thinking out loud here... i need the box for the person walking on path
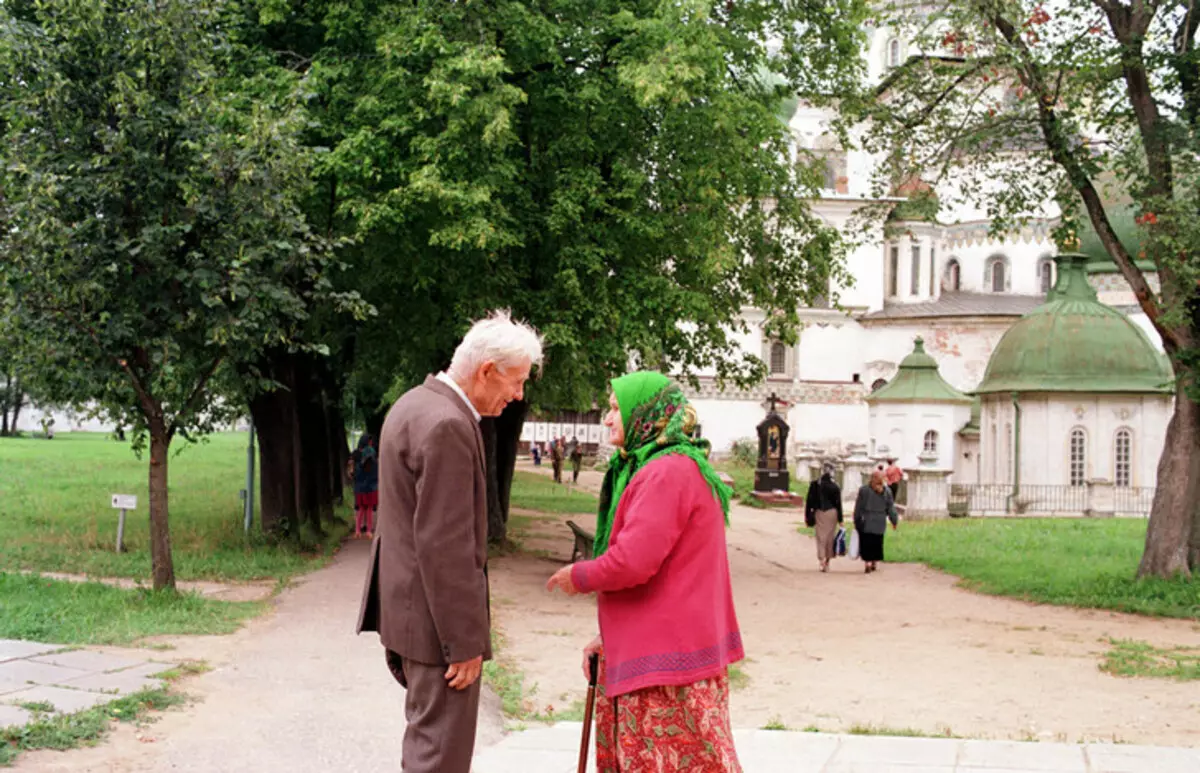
[353,434,379,539]
[884,458,904,500]
[804,463,843,572]
[853,469,899,574]
[356,310,543,773]
[550,436,565,483]
[546,371,744,772]
[569,435,584,483]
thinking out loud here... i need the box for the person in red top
[547,371,743,772]
[884,457,904,500]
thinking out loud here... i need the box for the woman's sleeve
[804,483,817,524]
[834,483,844,522]
[571,460,690,594]
[886,488,899,525]
[852,487,865,526]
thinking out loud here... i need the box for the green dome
[975,254,1172,395]
[868,337,972,404]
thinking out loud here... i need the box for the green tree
[0,0,360,589]
[247,0,867,542]
[853,0,1200,576]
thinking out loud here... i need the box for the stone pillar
[793,445,818,484]
[905,452,952,520]
[1086,478,1116,518]
[841,444,873,507]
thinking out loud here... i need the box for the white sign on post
[111,494,137,510]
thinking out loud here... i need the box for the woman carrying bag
[804,463,843,572]
[852,469,899,574]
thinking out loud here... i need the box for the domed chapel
[971,254,1173,494]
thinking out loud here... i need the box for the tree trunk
[292,358,327,534]
[327,401,348,505]
[148,421,176,591]
[484,400,528,545]
[1137,380,1198,578]
[250,387,299,537]
[9,377,22,433]
[1,366,11,436]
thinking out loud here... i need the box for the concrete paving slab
[732,729,840,768]
[0,704,33,729]
[1085,743,1200,773]
[0,676,31,696]
[471,748,578,773]
[826,735,961,767]
[63,671,164,696]
[0,659,89,687]
[30,649,147,673]
[957,739,1087,771]
[824,765,956,773]
[0,639,61,663]
[487,722,579,750]
[2,684,116,714]
[105,661,177,680]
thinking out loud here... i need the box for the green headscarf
[592,371,732,557]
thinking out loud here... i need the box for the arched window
[1069,427,1087,486]
[923,430,938,454]
[1038,258,1055,294]
[987,256,1008,292]
[871,378,888,392]
[887,38,902,68]
[769,342,787,375]
[888,245,900,296]
[910,245,922,295]
[943,258,961,291]
[1114,428,1132,487]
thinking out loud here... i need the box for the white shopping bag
[848,529,860,560]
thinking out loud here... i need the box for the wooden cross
[767,392,781,413]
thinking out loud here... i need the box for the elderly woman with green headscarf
[546,371,744,772]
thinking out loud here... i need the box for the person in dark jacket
[353,434,380,539]
[804,463,843,572]
[569,435,583,483]
[853,469,899,574]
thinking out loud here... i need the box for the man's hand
[546,565,581,596]
[445,656,483,691]
[581,635,602,681]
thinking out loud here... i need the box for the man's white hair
[447,310,544,380]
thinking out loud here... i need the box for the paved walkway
[0,640,176,727]
[473,722,1200,772]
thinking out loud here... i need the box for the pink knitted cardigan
[571,454,744,697]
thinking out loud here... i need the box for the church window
[929,246,936,296]
[871,378,888,392]
[887,38,902,68]
[1069,427,1087,486]
[923,430,938,454]
[1038,258,1054,294]
[943,258,961,291]
[910,245,921,295]
[1115,428,1132,487]
[769,342,787,376]
[889,245,900,296]
[987,256,1008,292]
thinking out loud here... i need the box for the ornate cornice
[684,379,868,406]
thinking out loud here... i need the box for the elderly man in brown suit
[357,310,543,772]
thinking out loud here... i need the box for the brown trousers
[394,655,481,773]
[814,508,839,562]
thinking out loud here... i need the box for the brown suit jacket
[357,375,492,665]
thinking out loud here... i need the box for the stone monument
[754,393,790,492]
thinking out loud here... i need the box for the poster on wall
[520,422,534,442]
[548,423,562,440]
[573,423,588,441]
[534,423,548,441]
[587,424,603,444]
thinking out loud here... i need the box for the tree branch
[987,5,1174,347]
[168,355,224,441]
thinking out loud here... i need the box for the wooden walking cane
[577,652,600,773]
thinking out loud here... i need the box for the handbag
[848,529,860,560]
[833,527,847,557]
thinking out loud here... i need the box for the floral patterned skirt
[594,653,742,772]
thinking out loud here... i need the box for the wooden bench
[566,520,595,563]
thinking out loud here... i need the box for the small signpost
[110,494,137,553]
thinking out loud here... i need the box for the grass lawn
[0,573,264,646]
[878,517,1198,620]
[509,471,597,514]
[0,432,347,582]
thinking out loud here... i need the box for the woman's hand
[582,635,602,681]
[546,565,581,595]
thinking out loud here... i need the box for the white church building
[685,22,1171,506]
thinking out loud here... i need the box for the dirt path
[14,540,503,772]
[495,463,1200,746]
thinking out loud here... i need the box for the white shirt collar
[435,372,481,422]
